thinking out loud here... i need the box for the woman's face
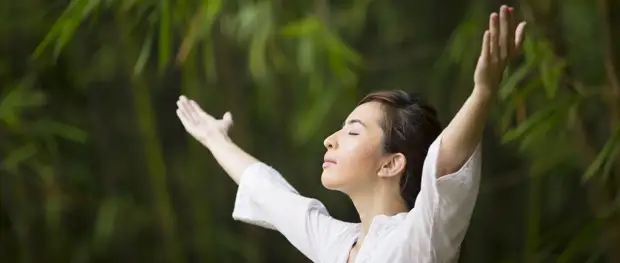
[321,101,387,192]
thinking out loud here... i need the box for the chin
[320,169,347,191]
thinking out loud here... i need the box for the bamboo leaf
[539,58,566,98]
[500,62,533,100]
[280,17,320,37]
[297,36,316,74]
[322,30,362,66]
[33,0,84,57]
[0,76,44,127]
[38,0,102,60]
[35,119,88,143]
[503,95,577,144]
[1,143,39,172]
[177,0,221,63]
[234,3,263,41]
[583,127,620,181]
[498,78,540,132]
[158,0,171,70]
[293,87,339,145]
[247,4,272,80]
[93,197,120,248]
[202,40,217,82]
[502,105,555,143]
[555,219,602,263]
[134,28,154,75]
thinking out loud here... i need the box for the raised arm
[437,5,526,177]
[401,7,527,262]
[175,96,353,262]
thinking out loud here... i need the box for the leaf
[498,78,540,132]
[93,197,120,248]
[293,87,339,145]
[600,133,620,178]
[539,58,566,98]
[202,40,217,82]
[322,30,362,66]
[0,76,44,127]
[518,97,576,152]
[35,119,88,143]
[502,105,555,143]
[231,2,265,41]
[1,143,38,172]
[447,19,480,63]
[280,17,320,37]
[555,219,603,263]
[499,62,533,100]
[583,126,620,181]
[158,0,171,70]
[248,20,271,80]
[177,0,221,63]
[34,0,102,59]
[134,28,154,75]
[247,3,272,80]
[297,36,316,74]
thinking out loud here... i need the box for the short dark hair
[358,90,442,209]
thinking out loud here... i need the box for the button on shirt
[232,136,482,263]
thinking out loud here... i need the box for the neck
[348,184,408,246]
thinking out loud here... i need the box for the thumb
[514,22,527,50]
[222,111,233,127]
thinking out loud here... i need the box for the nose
[323,132,337,149]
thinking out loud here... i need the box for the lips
[323,156,337,168]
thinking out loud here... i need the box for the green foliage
[1,0,619,262]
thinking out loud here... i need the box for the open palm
[176,95,233,146]
[474,5,527,92]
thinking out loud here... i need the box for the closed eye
[348,132,359,136]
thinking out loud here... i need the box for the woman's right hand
[176,95,233,147]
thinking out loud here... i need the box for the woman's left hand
[474,5,527,95]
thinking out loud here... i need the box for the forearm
[436,86,493,177]
[204,135,260,185]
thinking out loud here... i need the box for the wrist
[203,133,232,149]
[472,84,496,100]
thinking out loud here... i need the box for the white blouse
[232,136,482,263]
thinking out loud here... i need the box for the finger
[515,22,527,50]
[189,100,216,122]
[490,12,500,58]
[508,7,516,56]
[499,6,509,59]
[481,30,491,60]
[223,111,233,123]
[222,111,233,128]
[187,100,204,123]
[179,99,197,124]
[176,109,192,129]
[176,100,193,123]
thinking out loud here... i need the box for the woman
[176,5,525,263]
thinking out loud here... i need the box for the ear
[377,153,407,178]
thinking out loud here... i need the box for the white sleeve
[402,134,482,262]
[232,162,346,262]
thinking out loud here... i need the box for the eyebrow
[342,119,367,128]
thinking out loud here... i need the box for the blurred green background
[1,0,619,262]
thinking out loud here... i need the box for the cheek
[334,138,383,178]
